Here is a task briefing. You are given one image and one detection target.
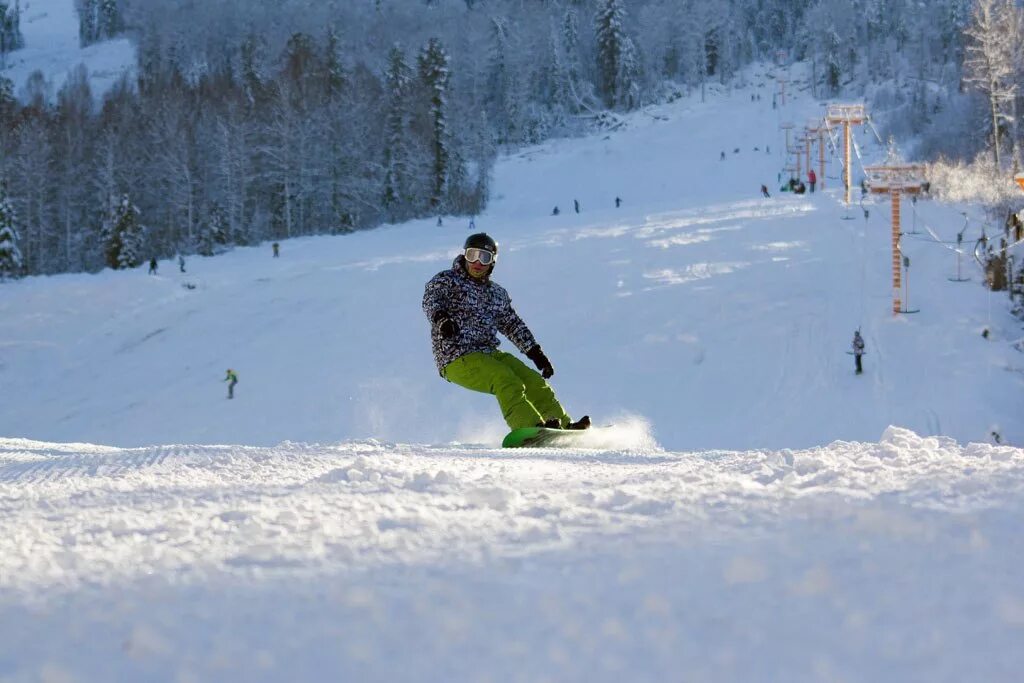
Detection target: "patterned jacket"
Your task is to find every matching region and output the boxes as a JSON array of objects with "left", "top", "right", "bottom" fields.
[
  {"left": 423, "top": 256, "right": 538, "bottom": 375},
  {"left": 852, "top": 335, "right": 865, "bottom": 355}
]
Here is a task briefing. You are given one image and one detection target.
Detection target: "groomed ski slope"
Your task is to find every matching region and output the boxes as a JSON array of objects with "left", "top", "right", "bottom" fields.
[
  {"left": 1, "top": 63, "right": 1024, "bottom": 680},
  {"left": 2, "top": 430, "right": 1023, "bottom": 681}
]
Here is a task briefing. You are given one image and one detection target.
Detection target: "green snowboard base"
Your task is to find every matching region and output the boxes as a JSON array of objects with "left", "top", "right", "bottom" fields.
[{"left": 502, "top": 427, "right": 588, "bottom": 448}]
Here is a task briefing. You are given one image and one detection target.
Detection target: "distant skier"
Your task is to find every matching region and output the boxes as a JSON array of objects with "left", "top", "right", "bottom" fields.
[
  {"left": 807, "top": 168, "right": 816, "bottom": 193},
  {"left": 224, "top": 368, "right": 239, "bottom": 399},
  {"left": 720, "top": 151, "right": 726, "bottom": 161},
  {"left": 178, "top": 254, "right": 186, "bottom": 273},
  {"left": 573, "top": 199, "right": 580, "bottom": 214},
  {"left": 422, "top": 232, "right": 590, "bottom": 432},
  {"left": 437, "top": 216, "right": 444, "bottom": 227},
  {"left": 468, "top": 217, "right": 476, "bottom": 230},
  {"left": 148, "top": 257, "right": 158, "bottom": 275},
  {"left": 761, "top": 184, "right": 771, "bottom": 198},
  {"left": 272, "top": 242, "right": 280, "bottom": 258},
  {"left": 851, "top": 331, "right": 865, "bottom": 375},
  {"left": 552, "top": 206, "right": 560, "bottom": 216},
  {"left": 615, "top": 196, "right": 622, "bottom": 208}
]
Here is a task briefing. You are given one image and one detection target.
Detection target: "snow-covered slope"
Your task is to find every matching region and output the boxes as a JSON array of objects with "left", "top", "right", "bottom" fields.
[
  {"left": 1, "top": 66, "right": 1021, "bottom": 451},
  {"left": 1, "top": 0, "right": 134, "bottom": 101},
  {"left": 2, "top": 63, "right": 1024, "bottom": 681},
  {"left": 2, "top": 428, "right": 1023, "bottom": 681}
]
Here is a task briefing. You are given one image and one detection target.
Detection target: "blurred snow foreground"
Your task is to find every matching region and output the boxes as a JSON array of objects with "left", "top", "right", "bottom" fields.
[{"left": 1, "top": 426, "right": 1023, "bottom": 681}]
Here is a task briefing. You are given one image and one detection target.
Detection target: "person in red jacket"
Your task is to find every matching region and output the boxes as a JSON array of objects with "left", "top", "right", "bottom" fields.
[{"left": 808, "top": 168, "right": 817, "bottom": 193}]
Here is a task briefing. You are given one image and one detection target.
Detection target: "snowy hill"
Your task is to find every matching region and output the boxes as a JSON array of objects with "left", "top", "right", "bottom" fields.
[
  {"left": 1, "top": 0, "right": 134, "bottom": 101},
  {"left": 1, "top": 66, "right": 1021, "bottom": 451},
  {"left": 2, "top": 63, "right": 1024, "bottom": 681}
]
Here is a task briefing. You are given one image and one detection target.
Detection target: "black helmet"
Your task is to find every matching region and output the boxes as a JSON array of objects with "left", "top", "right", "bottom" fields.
[{"left": 464, "top": 232, "right": 497, "bottom": 255}]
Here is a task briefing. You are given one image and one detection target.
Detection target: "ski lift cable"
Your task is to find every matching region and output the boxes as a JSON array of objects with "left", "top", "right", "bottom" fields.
[{"left": 864, "top": 115, "right": 885, "bottom": 145}]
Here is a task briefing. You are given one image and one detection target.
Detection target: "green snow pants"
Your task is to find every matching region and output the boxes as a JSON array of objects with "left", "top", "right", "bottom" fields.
[{"left": 443, "top": 350, "right": 571, "bottom": 430}]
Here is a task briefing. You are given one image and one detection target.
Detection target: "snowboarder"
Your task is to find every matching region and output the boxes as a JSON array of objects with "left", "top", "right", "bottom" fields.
[
  {"left": 468, "top": 217, "right": 476, "bottom": 230},
  {"left": 851, "top": 331, "right": 865, "bottom": 375},
  {"left": 761, "top": 185, "right": 771, "bottom": 198},
  {"left": 422, "top": 232, "right": 590, "bottom": 432},
  {"left": 808, "top": 168, "right": 816, "bottom": 193},
  {"left": 178, "top": 255, "right": 186, "bottom": 273},
  {"left": 224, "top": 368, "right": 238, "bottom": 399},
  {"left": 272, "top": 242, "right": 280, "bottom": 258},
  {"left": 148, "top": 257, "right": 158, "bottom": 275},
  {"left": 720, "top": 151, "right": 726, "bottom": 161},
  {"left": 552, "top": 206, "right": 560, "bottom": 216},
  {"left": 615, "top": 196, "right": 622, "bottom": 208},
  {"left": 573, "top": 199, "right": 580, "bottom": 214},
  {"left": 437, "top": 216, "right": 444, "bottom": 227}
]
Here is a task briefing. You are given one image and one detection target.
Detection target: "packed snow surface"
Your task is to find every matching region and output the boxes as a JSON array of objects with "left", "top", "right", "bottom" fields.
[{"left": 2, "top": 62, "right": 1024, "bottom": 680}]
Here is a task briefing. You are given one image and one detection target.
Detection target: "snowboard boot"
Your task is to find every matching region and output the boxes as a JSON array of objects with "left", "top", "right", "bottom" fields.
[
  {"left": 567, "top": 415, "right": 591, "bottom": 430},
  {"left": 539, "top": 418, "right": 563, "bottom": 429}
]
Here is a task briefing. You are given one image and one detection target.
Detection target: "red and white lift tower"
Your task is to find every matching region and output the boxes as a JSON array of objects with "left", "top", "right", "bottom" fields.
[
  {"left": 779, "top": 121, "right": 795, "bottom": 155},
  {"left": 826, "top": 104, "right": 867, "bottom": 206},
  {"left": 804, "top": 123, "right": 827, "bottom": 190},
  {"left": 864, "top": 158, "right": 926, "bottom": 315}
]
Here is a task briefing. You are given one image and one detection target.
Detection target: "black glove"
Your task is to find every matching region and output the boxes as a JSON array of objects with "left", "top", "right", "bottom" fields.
[
  {"left": 526, "top": 345, "right": 554, "bottom": 379},
  {"left": 434, "top": 312, "right": 459, "bottom": 339}
]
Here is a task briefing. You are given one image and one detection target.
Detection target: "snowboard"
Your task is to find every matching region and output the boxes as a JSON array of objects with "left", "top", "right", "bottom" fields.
[{"left": 502, "top": 426, "right": 590, "bottom": 448}]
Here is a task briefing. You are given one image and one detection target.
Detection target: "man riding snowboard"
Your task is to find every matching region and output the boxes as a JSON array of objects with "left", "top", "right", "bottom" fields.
[{"left": 423, "top": 232, "right": 590, "bottom": 432}]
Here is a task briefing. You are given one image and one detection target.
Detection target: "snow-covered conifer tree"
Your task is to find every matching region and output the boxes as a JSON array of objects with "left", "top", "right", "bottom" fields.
[
  {"left": 98, "top": 0, "right": 121, "bottom": 39},
  {"left": 0, "top": 181, "right": 22, "bottom": 280},
  {"left": 76, "top": 0, "right": 97, "bottom": 46},
  {"left": 382, "top": 44, "right": 413, "bottom": 219},
  {"left": 594, "top": 0, "right": 640, "bottom": 110},
  {"left": 0, "top": 1, "right": 24, "bottom": 56},
  {"left": 197, "top": 204, "right": 227, "bottom": 257},
  {"left": 418, "top": 37, "right": 451, "bottom": 211},
  {"left": 104, "top": 194, "right": 144, "bottom": 270}
]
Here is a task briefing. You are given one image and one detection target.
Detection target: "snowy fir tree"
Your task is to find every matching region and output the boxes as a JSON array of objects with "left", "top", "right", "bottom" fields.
[
  {"left": 418, "top": 37, "right": 451, "bottom": 212},
  {"left": 382, "top": 44, "right": 414, "bottom": 220},
  {"left": 0, "top": 0, "right": 23, "bottom": 57},
  {"left": 196, "top": 204, "right": 227, "bottom": 257},
  {"left": 0, "top": 182, "right": 22, "bottom": 280},
  {"left": 594, "top": 0, "right": 640, "bottom": 110},
  {"left": 97, "top": 0, "right": 121, "bottom": 40},
  {"left": 103, "top": 194, "right": 145, "bottom": 270}
]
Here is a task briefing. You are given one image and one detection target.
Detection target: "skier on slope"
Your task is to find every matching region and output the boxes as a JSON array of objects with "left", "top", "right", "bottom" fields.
[
  {"left": 423, "top": 233, "right": 590, "bottom": 432},
  {"left": 224, "top": 368, "right": 239, "bottom": 398},
  {"left": 851, "top": 331, "right": 865, "bottom": 375}
]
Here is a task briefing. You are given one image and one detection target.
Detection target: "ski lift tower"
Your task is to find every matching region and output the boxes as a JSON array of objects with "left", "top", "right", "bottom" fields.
[
  {"left": 826, "top": 104, "right": 867, "bottom": 206},
  {"left": 806, "top": 122, "right": 827, "bottom": 189},
  {"left": 779, "top": 121, "right": 795, "bottom": 157},
  {"left": 864, "top": 155, "right": 926, "bottom": 315}
]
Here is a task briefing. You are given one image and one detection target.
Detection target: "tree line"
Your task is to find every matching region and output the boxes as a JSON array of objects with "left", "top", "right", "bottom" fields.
[{"left": 0, "top": 0, "right": 1014, "bottom": 279}]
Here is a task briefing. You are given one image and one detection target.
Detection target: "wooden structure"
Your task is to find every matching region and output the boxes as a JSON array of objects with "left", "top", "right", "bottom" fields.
[
  {"left": 779, "top": 121, "right": 794, "bottom": 155},
  {"left": 864, "top": 161, "right": 926, "bottom": 314},
  {"left": 806, "top": 122, "right": 826, "bottom": 188},
  {"left": 825, "top": 104, "right": 867, "bottom": 206}
]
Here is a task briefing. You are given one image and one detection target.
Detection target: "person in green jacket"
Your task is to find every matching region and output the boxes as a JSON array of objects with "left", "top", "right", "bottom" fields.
[
  {"left": 224, "top": 369, "right": 238, "bottom": 399},
  {"left": 423, "top": 233, "right": 590, "bottom": 432}
]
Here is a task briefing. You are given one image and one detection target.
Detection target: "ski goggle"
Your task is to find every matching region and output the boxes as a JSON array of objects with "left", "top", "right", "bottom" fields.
[{"left": 465, "top": 247, "right": 496, "bottom": 265}]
